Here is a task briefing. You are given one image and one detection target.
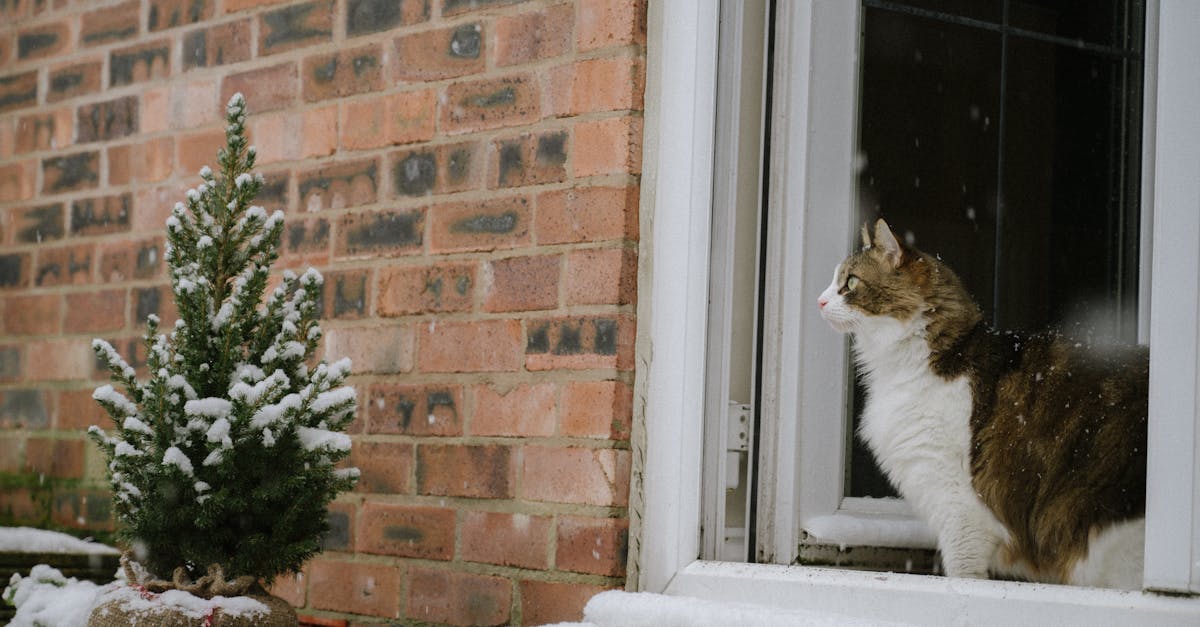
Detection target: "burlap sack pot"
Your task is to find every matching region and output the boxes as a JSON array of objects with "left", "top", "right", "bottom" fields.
[{"left": 86, "top": 555, "right": 297, "bottom": 627}]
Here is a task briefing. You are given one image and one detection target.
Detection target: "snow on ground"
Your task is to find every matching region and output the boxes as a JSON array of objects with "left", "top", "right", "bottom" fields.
[{"left": 0, "top": 527, "right": 119, "bottom": 554}]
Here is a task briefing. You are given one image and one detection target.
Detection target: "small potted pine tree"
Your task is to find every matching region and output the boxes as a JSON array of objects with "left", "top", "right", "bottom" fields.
[{"left": 85, "top": 94, "right": 357, "bottom": 626}]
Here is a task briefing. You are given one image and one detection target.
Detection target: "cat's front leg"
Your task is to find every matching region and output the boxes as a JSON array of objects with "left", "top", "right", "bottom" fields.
[{"left": 932, "top": 507, "right": 1003, "bottom": 579}]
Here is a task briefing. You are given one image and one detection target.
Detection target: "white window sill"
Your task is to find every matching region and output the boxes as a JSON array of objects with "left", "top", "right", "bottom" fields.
[{"left": 663, "top": 561, "right": 1200, "bottom": 626}]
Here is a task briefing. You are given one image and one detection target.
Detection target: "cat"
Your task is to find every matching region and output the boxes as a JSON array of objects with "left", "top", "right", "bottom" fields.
[{"left": 818, "top": 219, "right": 1148, "bottom": 589}]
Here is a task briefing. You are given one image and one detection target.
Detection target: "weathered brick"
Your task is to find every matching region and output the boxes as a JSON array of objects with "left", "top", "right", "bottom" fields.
[
  {"left": 297, "top": 158, "right": 378, "bottom": 211},
  {"left": 390, "top": 140, "right": 481, "bottom": 197},
  {"left": 14, "top": 109, "right": 72, "bottom": 154},
  {"left": 521, "top": 446, "right": 631, "bottom": 506},
  {"left": 349, "top": 440, "right": 413, "bottom": 494},
  {"left": 17, "top": 21, "right": 69, "bottom": 60},
  {"left": 346, "top": 0, "right": 430, "bottom": 37},
  {"left": 70, "top": 194, "right": 132, "bottom": 236},
  {"left": 281, "top": 216, "right": 330, "bottom": 266},
  {"left": 148, "top": 0, "right": 214, "bottom": 31},
  {"left": 520, "top": 580, "right": 612, "bottom": 626},
  {"left": 0, "top": 489, "right": 39, "bottom": 525},
  {"left": 182, "top": 19, "right": 251, "bottom": 70},
  {"left": 0, "top": 389, "right": 49, "bottom": 429},
  {"left": 25, "top": 338, "right": 95, "bottom": 382},
  {"left": 0, "top": 71, "right": 39, "bottom": 113},
  {"left": 321, "top": 268, "right": 366, "bottom": 319},
  {"left": 110, "top": 40, "right": 172, "bottom": 87},
  {"left": 335, "top": 208, "right": 424, "bottom": 258},
  {"left": 470, "top": 382, "right": 557, "bottom": 437},
  {"left": 25, "top": 438, "right": 84, "bottom": 479},
  {"left": 303, "top": 44, "right": 384, "bottom": 102},
  {"left": 483, "top": 254, "right": 559, "bottom": 312},
  {"left": 494, "top": 3, "right": 572, "bottom": 67},
  {"left": 57, "top": 387, "right": 110, "bottom": 431},
  {"left": 108, "top": 137, "right": 174, "bottom": 184},
  {"left": 565, "top": 247, "right": 637, "bottom": 306},
  {"left": 269, "top": 571, "right": 306, "bottom": 609},
  {"left": 257, "top": 170, "right": 291, "bottom": 209},
  {"left": 81, "top": 1, "right": 139, "bottom": 47},
  {"left": 578, "top": 0, "right": 647, "bottom": 51},
  {"left": 10, "top": 203, "right": 64, "bottom": 244},
  {"left": 133, "top": 284, "right": 177, "bottom": 324},
  {"left": 358, "top": 501, "right": 454, "bottom": 560},
  {"left": 524, "top": 315, "right": 634, "bottom": 370},
  {"left": 442, "top": 74, "right": 540, "bottom": 133},
  {"left": 48, "top": 61, "right": 103, "bottom": 103},
  {"left": 98, "top": 237, "right": 163, "bottom": 283},
  {"left": 556, "top": 515, "right": 629, "bottom": 576},
  {"left": 377, "top": 263, "right": 475, "bottom": 316},
  {"left": 324, "top": 324, "right": 413, "bottom": 374},
  {"left": 321, "top": 500, "right": 356, "bottom": 551},
  {"left": 0, "top": 253, "right": 31, "bottom": 289},
  {"left": 0, "top": 161, "right": 37, "bottom": 202},
  {"left": 3, "top": 294, "right": 60, "bottom": 335},
  {"left": 259, "top": 0, "right": 333, "bottom": 56},
  {"left": 308, "top": 557, "right": 401, "bottom": 618},
  {"left": 490, "top": 130, "right": 567, "bottom": 189},
  {"left": 429, "top": 195, "right": 530, "bottom": 253},
  {"left": 221, "top": 63, "right": 297, "bottom": 113},
  {"left": 394, "top": 23, "right": 485, "bottom": 82},
  {"left": 0, "top": 437, "right": 21, "bottom": 474},
  {"left": 366, "top": 383, "right": 462, "bottom": 436},
  {"left": 574, "top": 115, "right": 643, "bottom": 176},
  {"left": 65, "top": 289, "right": 126, "bottom": 334},
  {"left": 36, "top": 244, "right": 93, "bottom": 287},
  {"left": 407, "top": 567, "right": 511, "bottom": 627},
  {"left": 442, "top": 0, "right": 525, "bottom": 16},
  {"left": 416, "top": 443, "right": 514, "bottom": 499},
  {"left": 536, "top": 185, "right": 639, "bottom": 244},
  {"left": 563, "top": 380, "right": 632, "bottom": 439},
  {"left": 52, "top": 489, "right": 114, "bottom": 530},
  {"left": 225, "top": 0, "right": 292, "bottom": 12},
  {"left": 418, "top": 319, "right": 523, "bottom": 373},
  {"left": 43, "top": 151, "right": 100, "bottom": 194},
  {"left": 0, "top": 347, "right": 20, "bottom": 382},
  {"left": 463, "top": 511, "right": 552, "bottom": 569}
]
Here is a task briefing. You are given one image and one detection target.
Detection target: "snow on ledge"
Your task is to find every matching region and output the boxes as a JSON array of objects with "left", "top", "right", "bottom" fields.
[
  {"left": 579, "top": 590, "right": 912, "bottom": 627},
  {"left": 0, "top": 527, "right": 119, "bottom": 555}
]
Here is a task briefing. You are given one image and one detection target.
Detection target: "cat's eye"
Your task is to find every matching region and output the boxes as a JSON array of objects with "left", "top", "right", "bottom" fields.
[{"left": 845, "top": 275, "right": 861, "bottom": 291}]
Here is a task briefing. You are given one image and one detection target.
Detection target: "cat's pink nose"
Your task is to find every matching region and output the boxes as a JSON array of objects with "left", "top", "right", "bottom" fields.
[{"left": 818, "top": 298, "right": 828, "bottom": 309}]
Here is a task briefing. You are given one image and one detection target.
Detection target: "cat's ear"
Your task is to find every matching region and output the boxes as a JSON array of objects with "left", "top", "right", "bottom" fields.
[
  {"left": 861, "top": 222, "right": 872, "bottom": 249},
  {"left": 873, "top": 219, "right": 904, "bottom": 268}
]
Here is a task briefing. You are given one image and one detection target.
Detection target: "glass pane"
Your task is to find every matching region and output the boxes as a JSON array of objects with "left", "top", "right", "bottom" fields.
[
  {"left": 1010, "top": 0, "right": 1143, "bottom": 49},
  {"left": 867, "top": 0, "right": 1003, "bottom": 23}
]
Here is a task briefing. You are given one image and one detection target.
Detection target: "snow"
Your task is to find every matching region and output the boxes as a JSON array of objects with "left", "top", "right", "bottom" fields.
[
  {"left": 186, "top": 397, "right": 233, "bottom": 418},
  {"left": 206, "top": 417, "right": 232, "bottom": 445},
  {"left": 311, "top": 386, "right": 356, "bottom": 414},
  {"left": 162, "top": 446, "right": 194, "bottom": 476},
  {"left": 297, "top": 426, "right": 351, "bottom": 453},
  {"left": 804, "top": 514, "right": 937, "bottom": 550},
  {"left": 93, "top": 384, "right": 137, "bottom": 417},
  {"left": 249, "top": 392, "right": 302, "bottom": 429},
  {"left": 576, "top": 590, "right": 914, "bottom": 627},
  {"left": 0, "top": 527, "right": 118, "bottom": 555},
  {"left": 122, "top": 416, "right": 153, "bottom": 436},
  {"left": 114, "top": 441, "right": 144, "bottom": 458}
]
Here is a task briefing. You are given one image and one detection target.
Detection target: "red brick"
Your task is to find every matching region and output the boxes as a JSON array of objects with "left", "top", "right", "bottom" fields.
[
  {"left": 395, "top": 22, "right": 485, "bottom": 82},
  {"left": 297, "top": 158, "right": 378, "bottom": 211},
  {"left": 221, "top": 62, "right": 297, "bottom": 113},
  {"left": 303, "top": 44, "right": 384, "bottom": 102},
  {"left": 133, "top": 185, "right": 181, "bottom": 232},
  {"left": 339, "top": 97, "right": 387, "bottom": 151},
  {"left": 3, "top": 294, "right": 60, "bottom": 335},
  {"left": 366, "top": 383, "right": 463, "bottom": 436},
  {"left": 0, "top": 71, "right": 36, "bottom": 114},
  {"left": 171, "top": 79, "right": 221, "bottom": 129},
  {"left": 176, "top": 130, "right": 225, "bottom": 179},
  {"left": 322, "top": 500, "right": 356, "bottom": 551},
  {"left": 520, "top": 446, "right": 631, "bottom": 506},
  {"left": 494, "top": 4, "right": 573, "bottom": 67},
  {"left": 377, "top": 263, "right": 475, "bottom": 316},
  {"left": 349, "top": 440, "right": 413, "bottom": 494},
  {"left": 51, "top": 489, "right": 114, "bottom": 530},
  {"left": 140, "top": 88, "right": 170, "bottom": 134},
  {"left": 25, "top": 338, "right": 95, "bottom": 382},
  {"left": 524, "top": 315, "right": 635, "bottom": 371},
  {"left": 470, "top": 382, "right": 557, "bottom": 437},
  {"left": 183, "top": 19, "right": 252, "bottom": 70},
  {"left": 578, "top": 0, "right": 646, "bottom": 51},
  {"left": 56, "top": 388, "right": 110, "bottom": 431},
  {"left": 552, "top": 56, "right": 645, "bottom": 117},
  {"left": 335, "top": 208, "right": 425, "bottom": 259},
  {"left": 48, "top": 61, "right": 103, "bottom": 103},
  {"left": 574, "top": 115, "right": 643, "bottom": 176},
  {"left": 416, "top": 443, "right": 514, "bottom": 499},
  {"left": 35, "top": 244, "right": 94, "bottom": 287},
  {"left": 98, "top": 237, "right": 163, "bottom": 283},
  {"left": 430, "top": 195, "right": 531, "bottom": 253},
  {"left": 0, "top": 160, "right": 37, "bottom": 202},
  {"left": 0, "top": 489, "right": 40, "bottom": 526},
  {"left": 308, "top": 558, "right": 401, "bottom": 618},
  {"left": 148, "top": 0, "right": 216, "bottom": 31},
  {"left": 0, "top": 437, "right": 23, "bottom": 473},
  {"left": 269, "top": 569, "right": 306, "bottom": 608},
  {"left": 65, "top": 290, "right": 126, "bottom": 334},
  {"left": 556, "top": 515, "right": 629, "bottom": 576},
  {"left": 321, "top": 268, "right": 367, "bottom": 319},
  {"left": 81, "top": 1, "right": 139, "bottom": 48},
  {"left": 407, "top": 567, "right": 511, "bottom": 627},
  {"left": 302, "top": 105, "right": 338, "bottom": 158},
  {"left": 324, "top": 324, "right": 414, "bottom": 374},
  {"left": 225, "top": 0, "right": 291, "bottom": 12},
  {"left": 109, "top": 137, "right": 174, "bottom": 184},
  {"left": 483, "top": 254, "right": 560, "bottom": 312},
  {"left": 385, "top": 88, "right": 438, "bottom": 146},
  {"left": 521, "top": 580, "right": 611, "bottom": 626},
  {"left": 417, "top": 319, "right": 523, "bottom": 373},
  {"left": 358, "top": 501, "right": 454, "bottom": 560},
  {"left": 258, "top": 0, "right": 333, "bottom": 56},
  {"left": 461, "top": 510, "right": 551, "bottom": 569},
  {"left": 14, "top": 109, "right": 72, "bottom": 154},
  {"left": 389, "top": 140, "right": 482, "bottom": 197},
  {"left": 25, "top": 437, "right": 84, "bottom": 479},
  {"left": 566, "top": 247, "right": 637, "bottom": 306},
  {"left": 536, "top": 185, "right": 639, "bottom": 245},
  {"left": 248, "top": 111, "right": 300, "bottom": 165},
  {"left": 489, "top": 130, "right": 568, "bottom": 189},
  {"left": 442, "top": 74, "right": 540, "bottom": 134},
  {"left": 563, "top": 380, "right": 632, "bottom": 440}
]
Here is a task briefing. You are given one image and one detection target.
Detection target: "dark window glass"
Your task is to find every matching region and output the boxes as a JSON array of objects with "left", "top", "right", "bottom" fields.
[{"left": 849, "top": 0, "right": 1144, "bottom": 498}]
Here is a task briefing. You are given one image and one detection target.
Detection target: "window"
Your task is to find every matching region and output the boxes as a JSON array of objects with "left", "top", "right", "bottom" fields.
[{"left": 632, "top": 0, "right": 1200, "bottom": 620}]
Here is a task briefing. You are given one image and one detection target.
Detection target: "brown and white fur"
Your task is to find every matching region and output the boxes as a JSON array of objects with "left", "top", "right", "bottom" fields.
[{"left": 818, "top": 219, "right": 1148, "bottom": 589}]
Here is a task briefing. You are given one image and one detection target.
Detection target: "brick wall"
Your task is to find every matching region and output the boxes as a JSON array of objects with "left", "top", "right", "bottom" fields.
[{"left": 0, "top": 0, "right": 644, "bottom": 624}]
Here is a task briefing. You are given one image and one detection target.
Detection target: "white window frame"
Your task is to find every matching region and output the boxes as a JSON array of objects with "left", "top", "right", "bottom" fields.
[{"left": 629, "top": 0, "right": 1200, "bottom": 621}]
